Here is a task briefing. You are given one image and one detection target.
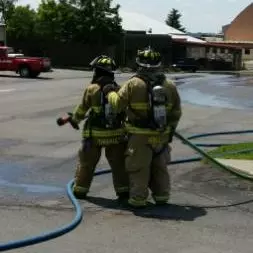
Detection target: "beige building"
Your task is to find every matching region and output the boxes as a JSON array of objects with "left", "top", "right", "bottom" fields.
[
  {"left": 172, "top": 39, "right": 242, "bottom": 70},
  {"left": 186, "top": 46, "right": 206, "bottom": 59},
  {"left": 212, "top": 41, "right": 253, "bottom": 69}
]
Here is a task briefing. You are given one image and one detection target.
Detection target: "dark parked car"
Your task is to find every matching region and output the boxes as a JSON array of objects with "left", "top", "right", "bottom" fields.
[{"left": 172, "top": 58, "right": 198, "bottom": 72}]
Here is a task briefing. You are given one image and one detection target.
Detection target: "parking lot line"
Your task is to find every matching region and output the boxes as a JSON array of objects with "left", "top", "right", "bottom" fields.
[{"left": 0, "top": 89, "right": 16, "bottom": 93}]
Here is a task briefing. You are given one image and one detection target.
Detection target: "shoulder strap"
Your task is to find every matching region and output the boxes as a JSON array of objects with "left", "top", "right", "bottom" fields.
[
  {"left": 127, "top": 74, "right": 154, "bottom": 124},
  {"left": 132, "top": 74, "right": 153, "bottom": 94},
  {"left": 132, "top": 74, "right": 149, "bottom": 83}
]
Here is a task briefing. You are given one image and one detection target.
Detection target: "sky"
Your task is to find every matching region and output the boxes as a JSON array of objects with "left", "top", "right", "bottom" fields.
[{"left": 18, "top": 0, "right": 253, "bottom": 33}]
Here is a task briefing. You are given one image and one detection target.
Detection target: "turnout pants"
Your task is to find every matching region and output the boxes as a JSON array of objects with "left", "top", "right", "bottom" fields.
[
  {"left": 73, "top": 139, "right": 129, "bottom": 196},
  {"left": 125, "top": 135, "right": 171, "bottom": 207}
]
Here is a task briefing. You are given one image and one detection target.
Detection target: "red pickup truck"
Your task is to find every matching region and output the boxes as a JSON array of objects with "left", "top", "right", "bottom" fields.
[{"left": 0, "top": 46, "right": 52, "bottom": 78}]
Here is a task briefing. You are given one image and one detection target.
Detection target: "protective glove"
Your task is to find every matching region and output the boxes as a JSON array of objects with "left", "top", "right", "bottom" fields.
[
  {"left": 103, "top": 84, "right": 116, "bottom": 96},
  {"left": 67, "top": 113, "right": 80, "bottom": 130},
  {"left": 168, "top": 126, "right": 176, "bottom": 143}
]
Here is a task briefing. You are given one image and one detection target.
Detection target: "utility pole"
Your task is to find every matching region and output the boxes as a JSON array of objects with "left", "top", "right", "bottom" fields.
[
  {"left": 123, "top": 31, "right": 126, "bottom": 67},
  {"left": 0, "top": 23, "right": 6, "bottom": 45},
  {"left": 147, "top": 27, "right": 152, "bottom": 47}
]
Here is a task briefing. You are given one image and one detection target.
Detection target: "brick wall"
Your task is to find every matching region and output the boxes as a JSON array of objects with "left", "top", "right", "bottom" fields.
[{"left": 225, "top": 3, "right": 253, "bottom": 41}]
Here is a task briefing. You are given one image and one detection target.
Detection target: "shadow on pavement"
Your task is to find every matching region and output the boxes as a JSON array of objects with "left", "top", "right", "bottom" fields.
[{"left": 86, "top": 196, "right": 207, "bottom": 221}]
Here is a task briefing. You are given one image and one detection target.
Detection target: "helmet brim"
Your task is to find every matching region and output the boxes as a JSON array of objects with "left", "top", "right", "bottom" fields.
[
  {"left": 136, "top": 59, "right": 161, "bottom": 68},
  {"left": 94, "top": 65, "right": 115, "bottom": 74}
]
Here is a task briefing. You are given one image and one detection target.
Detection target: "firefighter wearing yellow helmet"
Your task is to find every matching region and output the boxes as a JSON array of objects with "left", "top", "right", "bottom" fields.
[
  {"left": 103, "top": 47, "right": 182, "bottom": 208},
  {"left": 71, "top": 55, "right": 129, "bottom": 202}
]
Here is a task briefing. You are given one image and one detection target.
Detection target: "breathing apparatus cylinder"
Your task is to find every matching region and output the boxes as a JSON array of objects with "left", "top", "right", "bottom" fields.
[
  {"left": 104, "top": 102, "right": 115, "bottom": 128},
  {"left": 101, "top": 87, "right": 116, "bottom": 129},
  {"left": 151, "top": 85, "right": 167, "bottom": 129}
]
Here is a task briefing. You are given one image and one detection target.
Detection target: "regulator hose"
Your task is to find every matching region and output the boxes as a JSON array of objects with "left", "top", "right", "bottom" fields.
[{"left": 0, "top": 129, "right": 253, "bottom": 252}]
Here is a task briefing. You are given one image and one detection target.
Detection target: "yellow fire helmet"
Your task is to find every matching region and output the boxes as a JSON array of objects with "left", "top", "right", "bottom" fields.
[
  {"left": 136, "top": 47, "right": 162, "bottom": 68},
  {"left": 89, "top": 55, "right": 117, "bottom": 73}
]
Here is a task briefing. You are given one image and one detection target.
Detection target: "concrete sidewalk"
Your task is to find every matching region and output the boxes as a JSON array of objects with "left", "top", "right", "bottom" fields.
[{"left": 215, "top": 158, "right": 253, "bottom": 177}]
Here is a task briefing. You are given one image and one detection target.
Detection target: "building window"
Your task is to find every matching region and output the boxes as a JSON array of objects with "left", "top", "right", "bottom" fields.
[
  {"left": 206, "top": 47, "right": 210, "bottom": 53},
  {"left": 213, "top": 48, "right": 217, "bottom": 54},
  {"left": 245, "top": 48, "right": 250, "bottom": 55},
  {"left": 220, "top": 48, "right": 225, "bottom": 53}
]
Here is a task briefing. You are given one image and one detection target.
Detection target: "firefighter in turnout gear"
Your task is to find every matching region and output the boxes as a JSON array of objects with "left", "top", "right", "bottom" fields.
[
  {"left": 103, "top": 47, "right": 182, "bottom": 208},
  {"left": 71, "top": 55, "right": 129, "bottom": 201}
]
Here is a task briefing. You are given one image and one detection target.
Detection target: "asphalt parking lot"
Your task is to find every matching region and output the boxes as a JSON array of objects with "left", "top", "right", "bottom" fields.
[{"left": 1, "top": 69, "right": 253, "bottom": 253}]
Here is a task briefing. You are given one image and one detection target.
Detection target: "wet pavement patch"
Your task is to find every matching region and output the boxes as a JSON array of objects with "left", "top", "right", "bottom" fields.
[
  {"left": 0, "top": 158, "right": 66, "bottom": 196},
  {"left": 179, "top": 88, "right": 244, "bottom": 109},
  {"left": 0, "top": 178, "right": 64, "bottom": 194},
  {"left": 177, "top": 74, "right": 253, "bottom": 110},
  {"left": 222, "top": 75, "right": 253, "bottom": 87},
  {"left": 0, "top": 160, "right": 27, "bottom": 181},
  {"left": 179, "top": 164, "right": 253, "bottom": 193},
  {"left": 0, "top": 139, "right": 23, "bottom": 149}
]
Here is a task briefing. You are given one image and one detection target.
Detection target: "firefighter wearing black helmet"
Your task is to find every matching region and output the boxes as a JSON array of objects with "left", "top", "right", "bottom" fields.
[
  {"left": 103, "top": 48, "right": 182, "bottom": 208},
  {"left": 71, "top": 55, "right": 129, "bottom": 201}
]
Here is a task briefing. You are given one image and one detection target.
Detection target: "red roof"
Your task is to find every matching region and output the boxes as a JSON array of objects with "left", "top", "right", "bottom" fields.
[
  {"left": 173, "top": 39, "right": 242, "bottom": 50},
  {"left": 205, "top": 42, "right": 242, "bottom": 49}
]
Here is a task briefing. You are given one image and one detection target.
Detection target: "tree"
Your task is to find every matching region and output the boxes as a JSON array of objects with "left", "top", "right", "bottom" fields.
[
  {"left": 35, "top": 0, "right": 79, "bottom": 42},
  {"left": 6, "top": 5, "right": 36, "bottom": 39},
  {"left": 35, "top": 0, "right": 122, "bottom": 44},
  {"left": 65, "top": 0, "right": 123, "bottom": 44},
  {"left": 0, "top": 0, "right": 17, "bottom": 23},
  {"left": 3, "top": 0, "right": 123, "bottom": 48},
  {"left": 165, "top": 8, "right": 186, "bottom": 33}
]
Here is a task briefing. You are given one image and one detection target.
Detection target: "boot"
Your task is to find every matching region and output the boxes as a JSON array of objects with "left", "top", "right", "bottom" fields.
[
  {"left": 155, "top": 200, "right": 168, "bottom": 206},
  {"left": 72, "top": 185, "right": 88, "bottom": 200},
  {"left": 73, "top": 191, "right": 87, "bottom": 200},
  {"left": 127, "top": 197, "right": 147, "bottom": 209},
  {"left": 117, "top": 192, "right": 129, "bottom": 204}
]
